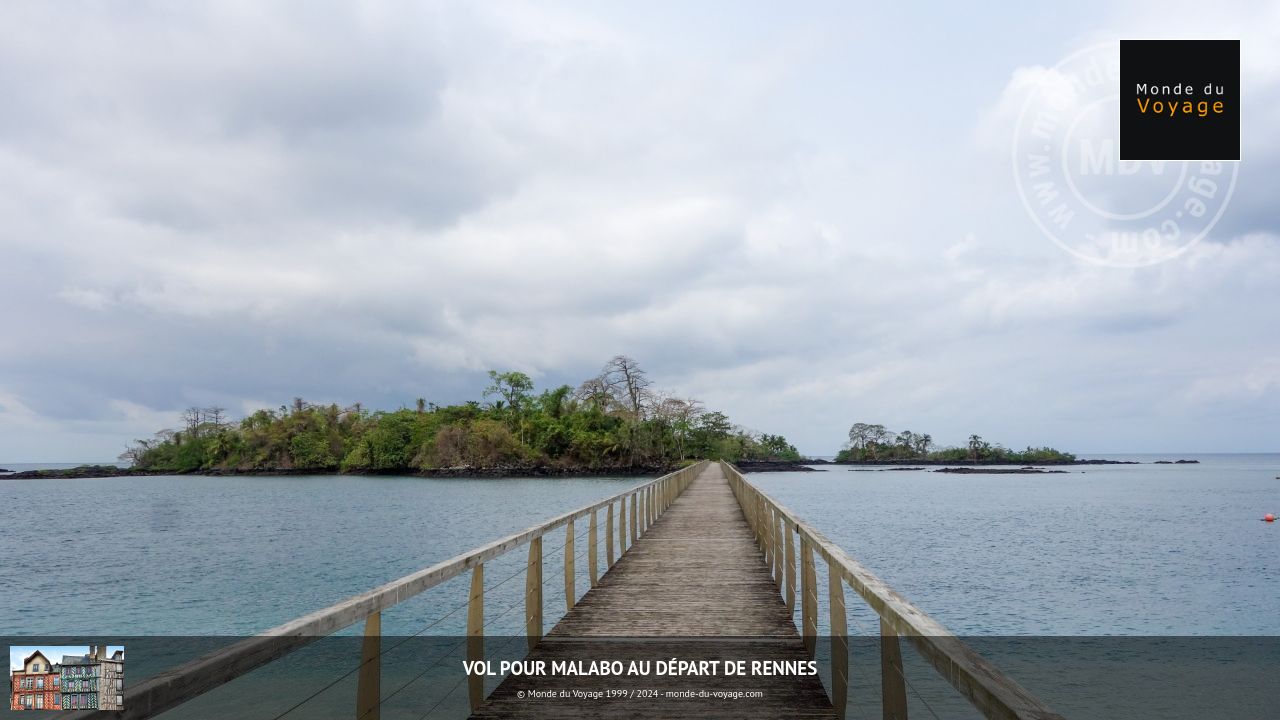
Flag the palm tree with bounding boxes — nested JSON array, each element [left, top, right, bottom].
[[968, 434, 983, 463]]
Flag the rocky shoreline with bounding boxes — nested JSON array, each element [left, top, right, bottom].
[[0, 463, 683, 480], [2, 456, 1204, 480], [935, 466, 1068, 474], [734, 458, 1201, 473]]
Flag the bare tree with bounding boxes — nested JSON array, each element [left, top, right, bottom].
[[574, 375, 614, 410], [602, 355, 651, 419], [118, 438, 155, 465], [205, 407, 227, 430], [182, 407, 203, 437]]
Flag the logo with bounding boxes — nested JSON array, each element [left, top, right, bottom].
[[1013, 42, 1238, 267], [1120, 40, 1240, 161]]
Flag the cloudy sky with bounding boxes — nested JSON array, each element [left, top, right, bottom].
[[1, 0, 1277, 461]]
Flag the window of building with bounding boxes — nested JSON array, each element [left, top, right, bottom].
[[53, 676, 59, 687], [37, 677, 44, 689], [35, 695, 43, 709], [116, 694, 123, 706], [115, 678, 122, 690], [24, 695, 33, 709]]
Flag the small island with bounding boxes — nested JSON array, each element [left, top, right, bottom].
[[19, 357, 805, 480], [4, 397, 1206, 481], [834, 423, 1077, 464]]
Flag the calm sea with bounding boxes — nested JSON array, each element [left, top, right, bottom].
[[2, 455, 1277, 718], [753, 453, 1280, 636], [1, 455, 1276, 636]]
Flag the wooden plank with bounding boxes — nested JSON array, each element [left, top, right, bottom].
[[801, 537, 817, 658], [619, 496, 628, 554], [785, 520, 797, 614], [881, 618, 908, 720], [606, 503, 615, 566], [773, 508, 784, 590], [355, 611, 380, 720], [564, 518, 575, 611], [467, 565, 484, 711], [588, 509, 599, 587], [471, 463, 834, 719], [526, 536, 543, 651], [831, 573, 849, 720]]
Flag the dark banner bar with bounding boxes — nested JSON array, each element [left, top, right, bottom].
[[5, 636, 1278, 719]]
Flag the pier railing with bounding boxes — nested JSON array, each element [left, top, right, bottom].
[[721, 461, 1065, 720], [67, 461, 708, 720]]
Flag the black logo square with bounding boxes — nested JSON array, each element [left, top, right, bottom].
[[1120, 40, 1239, 160]]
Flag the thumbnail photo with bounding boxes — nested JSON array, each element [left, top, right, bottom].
[[9, 646, 124, 712]]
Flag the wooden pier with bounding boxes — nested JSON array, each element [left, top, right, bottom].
[[67, 460, 1065, 720], [468, 462, 834, 719]]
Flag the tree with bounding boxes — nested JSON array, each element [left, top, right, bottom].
[[914, 433, 933, 456], [205, 407, 227, 430], [652, 395, 703, 460], [574, 376, 614, 411], [125, 355, 804, 473], [182, 407, 203, 437], [968, 434, 984, 462], [846, 423, 877, 451], [602, 355, 651, 419], [485, 370, 534, 446]]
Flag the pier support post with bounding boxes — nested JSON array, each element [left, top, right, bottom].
[[620, 499, 628, 553], [830, 572, 849, 720], [880, 618, 908, 720], [467, 565, 484, 711], [525, 537, 543, 650], [588, 510, 599, 587], [801, 538, 817, 658], [785, 522, 796, 614], [355, 611, 380, 720], [607, 503, 616, 566], [565, 519, 576, 610], [772, 509, 784, 590], [630, 493, 638, 544]]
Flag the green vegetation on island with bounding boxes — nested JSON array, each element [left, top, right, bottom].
[[834, 423, 1076, 464], [123, 356, 802, 474]]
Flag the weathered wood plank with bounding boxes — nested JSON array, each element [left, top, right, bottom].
[[470, 463, 834, 719], [467, 565, 485, 711], [881, 618, 908, 720], [355, 611, 380, 720]]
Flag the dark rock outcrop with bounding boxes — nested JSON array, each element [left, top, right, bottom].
[[935, 467, 1069, 474]]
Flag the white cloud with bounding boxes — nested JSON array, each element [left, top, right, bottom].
[[2, 1, 1279, 459]]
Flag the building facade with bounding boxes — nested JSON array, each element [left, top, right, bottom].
[[60, 646, 124, 711], [9, 650, 61, 711]]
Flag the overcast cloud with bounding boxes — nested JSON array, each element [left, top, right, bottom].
[[1, 0, 1278, 461]]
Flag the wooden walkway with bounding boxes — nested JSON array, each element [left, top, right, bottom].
[[469, 463, 835, 719]]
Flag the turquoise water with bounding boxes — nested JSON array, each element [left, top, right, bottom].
[[2, 456, 1275, 638], [751, 453, 1280, 636], [2, 457, 1278, 718], [0, 473, 645, 636]]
